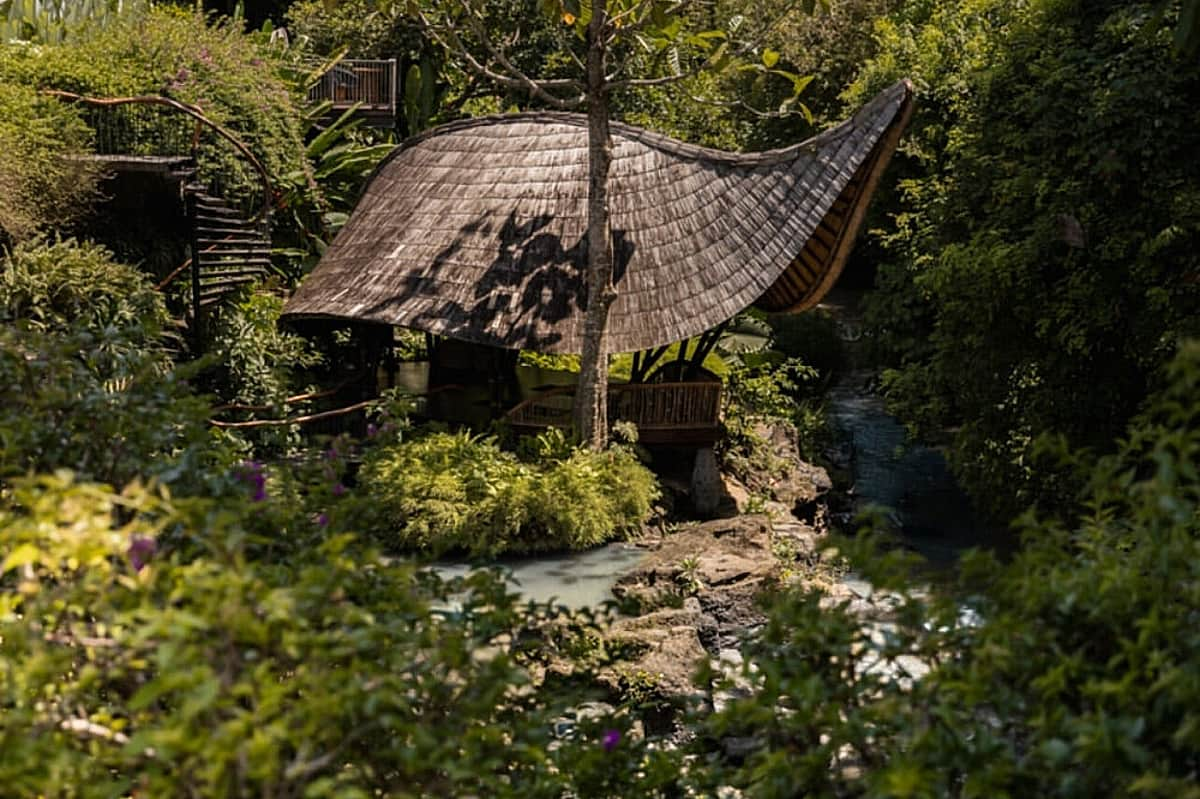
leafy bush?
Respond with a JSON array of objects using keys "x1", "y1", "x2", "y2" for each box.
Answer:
[
  {"x1": 720, "y1": 356, "x2": 828, "y2": 474},
  {"x1": 357, "y1": 430, "x2": 660, "y2": 556},
  {"x1": 0, "y1": 81, "x2": 100, "y2": 244},
  {"x1": 0, "y1": 238, "x2": 168, "y2": 340},
  {"x1": 202, "y1": 289, "x2": 323, "y2": 456},
  {"x1": 0, "y1": 473, "x2": 682, "y2": 798},
  {"x1": 286, "y1": 0, "x2": 423, "y2": 59},
  {"x1": 849, "y1": 0, "x2": 1200, "y2": 518},
  {"x1": 0, "y1": 240, "x2": 221, "y2": 489},
  {"x1": 0, "y1": 7, "x2": 309, "y2": 212}
]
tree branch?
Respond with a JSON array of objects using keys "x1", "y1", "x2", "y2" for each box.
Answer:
[
  {"x1": 418, "y1": 7, "x2": 585, "y2": 109},
  {"x1": 608, "y1": 0, "x2": 807, "y2": 91}
]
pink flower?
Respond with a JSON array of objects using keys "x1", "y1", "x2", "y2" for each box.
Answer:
[{"x1": 602, "y1": 729, "x2": 620, "y2": 752}]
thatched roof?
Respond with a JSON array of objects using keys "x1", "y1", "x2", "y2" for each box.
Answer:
[{"x1": 282, "y1": 79, "x2": 913, "y2": 354}]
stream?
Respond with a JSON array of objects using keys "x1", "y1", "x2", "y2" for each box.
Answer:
[{"x1": 827, "y1": 370, "x2": 1006, "y2": 565}]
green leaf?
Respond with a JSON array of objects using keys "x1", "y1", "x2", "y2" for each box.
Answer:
[{"x1": 2, "y1": 542, "x2": 40, "y2": 573}]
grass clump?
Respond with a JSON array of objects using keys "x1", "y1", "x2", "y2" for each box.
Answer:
[{"x1": 358, "y1": 429, "x2": 660, "y2": 557}]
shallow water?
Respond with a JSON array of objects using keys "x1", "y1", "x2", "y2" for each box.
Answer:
[{"x1": 430, "y1": 542, "x2": 647, "y2": 610}]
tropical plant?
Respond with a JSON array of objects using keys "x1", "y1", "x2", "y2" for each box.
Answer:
[
  {"x1": 0, "y1": 0, "x2": 146, "y2": 44},
  {"x1": 356, "y1": 429, "x2": 660, "y2": 555},
  {"x1": 274, "y1": 101, "x2": 396, "y2": 274}
]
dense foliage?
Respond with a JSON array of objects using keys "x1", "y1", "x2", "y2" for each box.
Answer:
[
  {"x1": 0, "y1": 473, "x2": 684, "y2": 798},
  {"x1": 0, "y1": 240, "x2": 219, "y2": 489},
  {"x1": 700, "y1": 339, "x2": 1200, "y2": 797},
  {"x1": 358, "y1": 429, "x2": 660, "y2": 556},
  {"x1": 5, "y1": 2, "x2": 1200, "y2": 796},
  {"x1": 0, "y1": 7, "x2": 309, "y2": 211},
  {"x1": 0, "y1": 81, "x2": 100, "y2": 244},
  {"x1": 850, "y1": 0, "x2": 1200, "y2": 517}
]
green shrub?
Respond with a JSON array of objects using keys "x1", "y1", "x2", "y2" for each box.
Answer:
[
  {"x1": 720, "y1": 356, "x2": 828, "y2": 472},
  {"x1": 0, "y1": 8, "x2": 309, "y2": 212},
  {"x1": 0, "y1": 237, "x2": 168, "y2": 339},
  {"x1": 0, "y1": 472, "x2": 682, "y2": 798},
  {"x1": 0, "y1": 81, "x2": 100, "y2": 243},
  {"x1": 0, "y1": 240, "x2": 222, "y2": 489},
  {"x1": 286, "y1": 0, "x2": 423, "y2": 58},
  {"x1": 357, "y1": 430, "x2": 660, "y2": 556},
  {"x1": 202, "y1": 289, "x2": 323, "y2": 456}
]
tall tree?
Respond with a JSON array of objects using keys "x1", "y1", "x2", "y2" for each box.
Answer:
[{"x1": 417, "y1": 0, "x2": 811, "y2": 448}]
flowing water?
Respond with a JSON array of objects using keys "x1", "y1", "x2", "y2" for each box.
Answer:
[
  {"x1": 819, "y1": 288, "x2": 1007, "y2": 565},
  {"x1": 827, "y1": 371, "x2": 1006, "y2": 565}
]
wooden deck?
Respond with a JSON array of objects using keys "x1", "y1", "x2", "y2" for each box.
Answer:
[{"x1": 506, "y1": 381, "x2": 723, "y2": 445}]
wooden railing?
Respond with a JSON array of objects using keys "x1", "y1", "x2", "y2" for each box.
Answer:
[
  {"x1": 506, "y1": 381, "x2": 723, "y2": 445},
  {"x1": 308, "y1": 59, "x2": 397, "y2": 116}
]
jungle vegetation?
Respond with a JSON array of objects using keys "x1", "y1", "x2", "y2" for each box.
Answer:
[{"x1": 1, "y1": 0, "x2": 1198, "y2": 796}]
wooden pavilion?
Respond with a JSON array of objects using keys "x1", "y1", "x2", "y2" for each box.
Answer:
[{"x1": 282, "y1": 79, "x2": 914, "y2": 443}]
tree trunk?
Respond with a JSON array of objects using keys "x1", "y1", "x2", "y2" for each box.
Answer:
[{"x1": 573, "y1": 6, "x2": 616, "y2": 450}]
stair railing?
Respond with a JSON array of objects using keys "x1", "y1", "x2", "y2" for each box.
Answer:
[
  {"x1": 44, "y1": 90, "x2": 273, "y2": 223},
  {"x1": 47, "y1": 90, "x2": 277, "y2": 349}
]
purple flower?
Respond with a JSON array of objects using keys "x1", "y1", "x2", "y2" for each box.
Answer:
[
  {"x1": 332, "y1": 482, "x2": 346, "y2": 497},
  {"x1": 128, "y1": 537, "x2": 157, "y2": 572},
  {"x1": 239, "y1": 461, "x2": 267, "y2": 502},
  {"x1": 316, "y1": 512, "x2": 329, "y2": 527},
  {"x1": 324, "y1": 447, "x2": 339, "y2": 461},
  {"x1": 602, "y1": 729, "x2": 621, "y2": 752},
  {"x1": 366, "y1": 423, "x2": 378, "y2": 438}
]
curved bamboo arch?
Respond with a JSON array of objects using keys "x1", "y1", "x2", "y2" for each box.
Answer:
[{"x1": 43, "y1": 89, "x2": 274, "y2": 222}]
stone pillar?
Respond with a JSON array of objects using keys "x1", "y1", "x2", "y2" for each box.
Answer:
[{"x1": 691, "y1": 447, "x2": 722, "y2": 518}]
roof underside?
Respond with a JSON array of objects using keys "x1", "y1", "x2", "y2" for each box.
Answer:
[{"x1": 283, "y1": 79, "x2": 913, "y2": 354}]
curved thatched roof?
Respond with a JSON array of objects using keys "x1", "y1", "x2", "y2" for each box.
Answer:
[{"x1": 283, "y1": 79, "x2": 913, "y2": 354}]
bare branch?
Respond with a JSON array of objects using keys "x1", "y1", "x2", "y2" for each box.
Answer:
[
  {"x1": 417, "y1": 7, "x2": 584, "y2": 110},
  {"x1": 60, "y1": 718, "x2": 130, "y2": 745}
]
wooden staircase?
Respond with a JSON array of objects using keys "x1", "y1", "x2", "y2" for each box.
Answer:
[
  {"x1": 46, "y1": 91, "x2": 275, "y2": 349},
  {"x1": 187, "y1": 185, "x2": 272, "y2": 313}
]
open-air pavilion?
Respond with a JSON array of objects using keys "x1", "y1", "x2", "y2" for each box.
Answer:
[{"x1": 281, "y1": 79, "x2": 914, "y2": 444}]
